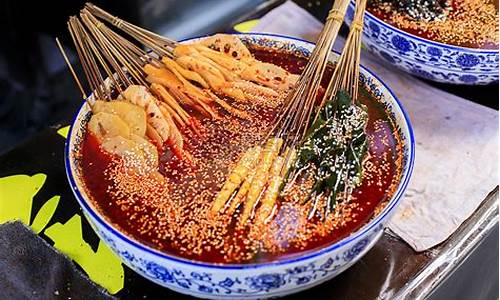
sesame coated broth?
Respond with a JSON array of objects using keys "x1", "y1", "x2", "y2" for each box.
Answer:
[
  {"x1": 367, "y1": 0, "x2": 499, "y2": 49},
  {"x1": 79, "y1": 47, "x2": 404, "y2": 264}
]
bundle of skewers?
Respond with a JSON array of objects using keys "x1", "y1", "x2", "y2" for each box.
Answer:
[
  {"x1": 58, "y1": 4, "x2": 298, "y2": 174},
  {"x1": 212, "y1": 0, "x2": 370, "y2": 224},
  {"x1": 58, "y1": 0, "x2": 369, "y2": 226}
]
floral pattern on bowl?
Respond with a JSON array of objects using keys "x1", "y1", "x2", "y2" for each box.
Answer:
[
  {"x1": 65, "y1": 33, "x2": 415, "y2": 299},
  {"x1": 346, "y1": 3, "x2": 499, "y2": 85}
]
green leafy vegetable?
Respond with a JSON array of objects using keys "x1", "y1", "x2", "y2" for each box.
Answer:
[{"x1": 293, "y1": 90, "x2": 369, "y2": 217}]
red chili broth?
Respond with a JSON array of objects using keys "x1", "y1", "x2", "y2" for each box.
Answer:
[
  {"x1": 367, "y1": 0, "x2": 499, "y2": 49},
  {"x1": 79, "y1": 47, "x2": 403, "y2": 264}
]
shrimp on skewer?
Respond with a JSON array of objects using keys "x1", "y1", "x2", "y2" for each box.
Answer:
[
  {"x1": 191, "y1": 34, "x2": 299, "y2": 92},
  {"x1": 161, "y1": 56, "x2": 209, "y2": 89},
  {"x1": 146, "y1": 62, "x2": 252, "y2": 119},
  {"x1": 254, "y1": 156, "x2": 285, "y2": 225},
  {"x1": 210, "y1": 146, "x2": 262, "y2": 216},
  {"x1": 240, "y1": 62, "x2": 299, "y2": 91},
  {"x1": 161, "y1": 57, "x2": 215, "y2": 104},
  {"x1": 175, "y1": 50, "x2": 282, "y2": 107},
  {"x1": 205, "y1": 90, "x2": 251, "y2": 120},
  {"x1": 144, "y1": 63, "x2": 219, "y2": 118},
  {"x1": 239, "y1": 138, "x2": 283, "y2": 225},
  {"x1": 150, "y1": 83, "x2": 202, "y2": 135},
  {"x1": 172, "y1": 38, "x2": 295, "y2": 108},
  {"x1": 192, "y1": 44, "x2": 247, "y2": 74},
  {"x1": 175, "y1": 56, "x2": 227, "y2": 91}
]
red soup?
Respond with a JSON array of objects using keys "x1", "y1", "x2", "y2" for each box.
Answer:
[
  {"x1": 367, "y1": 0, "x2": 499, "y2": 49},
  {"x1": 79, "y1": 46, "x2": 405, "y2": 264}
]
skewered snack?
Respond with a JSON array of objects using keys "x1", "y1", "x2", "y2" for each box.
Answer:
[
  {"x1": 212, "y1": 0, "x2": 360, "y2": 224},
  {"x1": 63, "y1": 8, "x2": 302, "y2": 169},
  {"x1": 85, "y1": 3, "x2": 298, "y2": 106},
  {"x1": 290, "y1": 91, "x2": 369, "y2": 219}
]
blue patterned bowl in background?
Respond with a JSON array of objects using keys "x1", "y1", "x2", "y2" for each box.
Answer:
[
  {"x1": 346, "y1": 2, "x2": 499, "y2": 85},
  {"x1": 65, "y1": 33, "x2": 415, "y2": 299}
]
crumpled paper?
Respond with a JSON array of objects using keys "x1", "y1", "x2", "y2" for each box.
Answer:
[
  {"x1": 250, "y1": 1, "x2": 323, "y2": 42},
  {"x1": 244, "y1": 1, "x2": 499, "y2": 251}
]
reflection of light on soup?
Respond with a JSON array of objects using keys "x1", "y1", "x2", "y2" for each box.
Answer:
[
  {"x1": 367, "y1": 0, "x2": 499, "y2": 49},
  {"x1": 79, "y1": 47, "x2": 404, "y2": 264}
]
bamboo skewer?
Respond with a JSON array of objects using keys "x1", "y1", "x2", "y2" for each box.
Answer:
[
  {"x1": 54, "y1": 36, "x2": 100, "y2": 114},
  {"x1": 302, "y1": 0, "x2": 368, "y2": 219},
  {"x1": 66, "y1": 8, "x2": 198, "y2": 133},
  {"x1": 268, "y1": 0, "x2": 351, "y2": 150},
  {"x1": 84, "y1": 3, "x2": 178, "y2": 57},
  {"x1": 69, "y1": 16, "x2": 121, "y2": 98},
  {"x1": 58, "y1": 7, "x2": 207, "y2": 163},
  {"x1": 82, "y1": 3, "x2": 258, "y2": 121},
  {"x1": 212, "y1": 0, "x2": 369, "y2": 224},
  {"x1": 55, "y1": 38, "x2": 87, "y2": 100},
  {"x1": 211, "y1": 0, "x2": 352, "y2": 224},
  {"x1": 319, "y1": 0, "x2": 368, "y2": 111}
]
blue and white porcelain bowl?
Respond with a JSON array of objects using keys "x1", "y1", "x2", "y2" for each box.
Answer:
[
  {"x1": 346, "y1": 2, "x2": 499, "y2": 85},
  {"x1": 65, "y1": 33, "x2": 415, "y2": 299}
]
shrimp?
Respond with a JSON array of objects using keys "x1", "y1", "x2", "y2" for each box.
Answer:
[
  {"x1": 144, "y1": 64, "x2": 218, "y2": 118},
  {"x1": 175, "y1": 55, "x2": 226, "y2": 90},
  {"x1": 150, "y1": 83, "x2": 191, "y2": 128},
  {"x1": 211, "y1": 146, "x2": 262, "y2": 216},
  {"x1": 192, "y1": 34, "x2": 298, "y2": 91},
  {"x1": 240, "y1": 62, "x2": 298, "y2": 91},
  {"x1": 161, "y1": 56, "x2": 209, "y2": 89},
  {"x1": 239, "y1": 138, "x2": 283, "y2": 224},
  {"x1": 176, "y1": 52, "x2": 280, "y2": 106},
  {"x1": 172, "y1": 37, "x2": 294, "y2": 107},
  {"x1": 193, "y1": 44, "x2": 247, "y2": 73}
]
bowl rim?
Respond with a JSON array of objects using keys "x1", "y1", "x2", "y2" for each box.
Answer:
[
  {"x1": 351, "y1": 0, "x2": 499, "y2": 53},
  {"x1": 64, "y1": 32, "x2": 415, "y2": 270}
]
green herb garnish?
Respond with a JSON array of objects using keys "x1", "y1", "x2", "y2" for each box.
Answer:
[{"x1": 292, "y1": 90, "x2": 369, "y2": 218}]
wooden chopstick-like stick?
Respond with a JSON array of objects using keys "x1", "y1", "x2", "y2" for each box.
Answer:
[{"x1": 55, "y1": 37, "x2": 86, "y2": 100}]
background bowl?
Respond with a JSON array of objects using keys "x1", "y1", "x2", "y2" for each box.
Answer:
[
  {"x1": 65, "y1": 33, "x2": 415, "y2": 299},
  {"x1": 346, "y1": 2, "x2": 499, "y2": 85}
]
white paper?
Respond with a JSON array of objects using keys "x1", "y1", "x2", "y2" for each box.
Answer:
[
  {"x1": 251, "y1": 1, "x2": 323, "y2": 42},
  {"x1": 250, "y1": 2, "x2": 499, "y2": 251}
]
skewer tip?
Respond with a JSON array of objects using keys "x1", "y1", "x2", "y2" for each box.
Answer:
[{"x1": 55, "y1": 37, "x2": 87, "y2": 100}]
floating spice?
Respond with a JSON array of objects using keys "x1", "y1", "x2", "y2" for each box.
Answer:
[
  {"x1": 373, "y1": 0, "x2": 450, "y2": 21},
  {"x1": 368, "y1": 0, "x2": 499, "y2": 48}
]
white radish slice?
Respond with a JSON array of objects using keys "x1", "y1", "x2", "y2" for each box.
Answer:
[
  {"x1": 88, "y1": 112, "x2": 130, "y2": 142},
  {"x1": 93, "y1": 100, "x2": 147, "y2": 137},
  {"x1": 101, "y1": 135, "x2": 138, "y2": 157}
]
